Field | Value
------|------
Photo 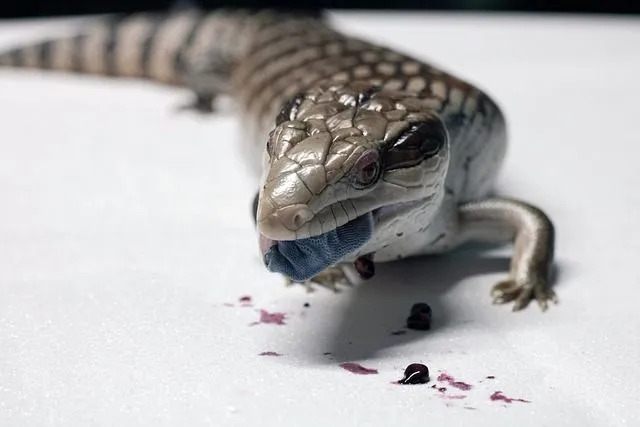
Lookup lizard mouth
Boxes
[260,212,374,282]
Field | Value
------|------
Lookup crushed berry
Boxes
[354,254,375,279]
[406,302,432,330]
[398,363,430,384]
[250,309,286,325]
[490,391,530,404]
[437,372,472,391]
[340,362,378,375]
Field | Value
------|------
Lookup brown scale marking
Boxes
[375,62,397,76]
[352,64,373,79]
[146,13,201,84]
[401,60,422,75]
[242,19,331,58]
[20,44,39,68]
[248,48,355,111]
[383,78,404,90]
[236,31,341,84]
[331,71,350,83]
[383,50,404,61]
[51,37,76,72]
[239,34,356,98]
[252,53,361,122]
[81,21,112,75]
[243,48,329,113]
[114,15,156,78]
[361,50,382,63]
[241,45,326,106]
[239,33,345,89]
[406,76,427,93]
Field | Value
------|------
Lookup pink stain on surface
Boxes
[339,363,379,375]
[251,309,286,325]
[437,372,472,391]
[259,351,282,356]
[490,391,531,404]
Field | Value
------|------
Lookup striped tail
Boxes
[0,10,213,86]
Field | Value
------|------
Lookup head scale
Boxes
[257,82,450,280]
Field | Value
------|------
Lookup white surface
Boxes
[1,12,639,426]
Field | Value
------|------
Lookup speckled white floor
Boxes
[1,12,639,427]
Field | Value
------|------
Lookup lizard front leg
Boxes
[458,198,557,311]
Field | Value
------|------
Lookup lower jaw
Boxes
[259,213,374,282]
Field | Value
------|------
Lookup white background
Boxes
[1,12,639,426]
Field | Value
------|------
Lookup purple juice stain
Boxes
[250,309,286,326]
[339,362,379,375]
[437,372,472,391]
[490,391,530,404]
[259,351,282,356]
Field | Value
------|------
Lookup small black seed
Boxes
[398,363,429,385]
[354,255,375,279]
[303,302,310,308]
[410,302,432,316]
[406,313,431,330]
[390,330,406,336]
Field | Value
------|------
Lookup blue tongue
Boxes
[264,214,373,282]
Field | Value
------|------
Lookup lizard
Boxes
[0,9,557,311]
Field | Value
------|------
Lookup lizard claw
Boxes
[491,278,557,312]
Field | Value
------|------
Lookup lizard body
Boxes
[0,10,556,310]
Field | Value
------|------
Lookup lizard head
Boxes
[257,82,450,281]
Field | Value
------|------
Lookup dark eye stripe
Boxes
[275,93,304,126]
[382,117,447,171]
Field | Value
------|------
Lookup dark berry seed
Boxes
[406,313,431,330]
[410,302,432,316]
[398,363,430,384]
[354,255,375,279]
[303,302,310,308]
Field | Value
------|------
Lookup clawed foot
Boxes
[491,278,558,311]
[283,266,353,293]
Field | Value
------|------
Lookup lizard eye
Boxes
[354,149,380,188]
[383,116,447,171]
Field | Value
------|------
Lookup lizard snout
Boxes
[258,204,314,240]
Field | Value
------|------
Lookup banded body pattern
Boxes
[0,9,505,200]
[0,10,271,86]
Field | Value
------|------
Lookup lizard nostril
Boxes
[279,205,313,231]
[293,212,305,228]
